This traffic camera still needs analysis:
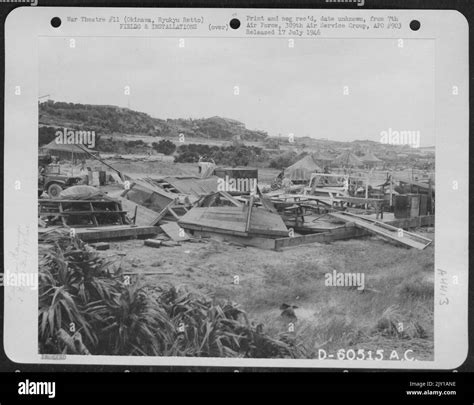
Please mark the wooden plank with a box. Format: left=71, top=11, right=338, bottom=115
left=338, top=197, right=385, bottom=205
left=160, top=222, right=190, bottom=241
left=342, top=212, right=434, bottom=230
left=39, top=198, right=117, bottom=204
left=119, top=197, right=162, bottom=226
left=394, top=176, right=433, bottom=190
left=329, top=212, right=431, bottom=249
left=39, top=210, right=128, bottom=216
left=273, top=215, right=434, bottom=250
left=168, top=207, right=181, bottom=221
left=161, top=240, right=181, bottom=247
left=132, top=205, right=138, bottom=224
left=274, top=225, right=367, bottom=250
left=144, top=239, right=162, bottom=248
left=89, top=242, right=110, bottom=250
left=245, top=196, right=254, bottom=232
left=179, top=222, right=249, bottom=237
left=193, top=230, right=277, bottom=250
left=153, top=200, right=178, bottom=224
left=74, top=225, right=159, bottom=242
left=219, top=191, right=242, bottom=207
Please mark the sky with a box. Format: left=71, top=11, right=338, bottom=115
left=39, top=36, right=435, bottom=146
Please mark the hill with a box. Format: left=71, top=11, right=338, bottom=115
left=39, top=101, right=268, bottom=142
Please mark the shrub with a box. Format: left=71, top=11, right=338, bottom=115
left=269, top=152, right=298, bottom=170
left=39, top=126, right=57, bottom=147
left=38, top=229, right=301, bottom=358
left=175, top=144, right=262, bottom=166
left=126, top=139, right=147, bottom=148
left=152, top=139, right=176, bottom=155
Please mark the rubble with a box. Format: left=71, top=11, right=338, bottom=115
left=38, top=156, right=434, bottom=250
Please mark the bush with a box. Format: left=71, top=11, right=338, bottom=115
left=152, top=139, right=176, bottom=155
left=38, top=230, right=301, bottom=358
left=39, top=126, right=58, bottom=147
left=95, top=137, right=118, bottom=153
left=175, top=144, right=262, bottom=166
left=269, top=152, right=298, bottom=170
left=264, top=138, right=280, bottom=150
left=126, top=139, right=147, bottom=148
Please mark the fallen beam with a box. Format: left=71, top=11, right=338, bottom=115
left=89, top=242, right=110, bottom=250
left=193, top=230, right=278, bottom=250
left=329, top=212, right=432, bottom=249
left=119, top=197, right=162, bottom=226
left=274, top=224, right=367, bottom=251
left=160, top=222, right=190, bottom=241
left=144, top=239, right=163, bottom=248
left=74, top=225, right=159, bottom=242
left=183, top=215, right=435, bottom=251
left=273, top=215, right=434, bottom=250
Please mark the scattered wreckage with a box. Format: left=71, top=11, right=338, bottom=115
left=38, top=157, right=434, bottom=252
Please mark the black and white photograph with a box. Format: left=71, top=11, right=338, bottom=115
left=2, top=6, right=470, bottom=391
left=37, top=33, right=437, bottom=360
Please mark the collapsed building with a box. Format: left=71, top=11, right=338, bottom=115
left=38, top=154, right=434, bottom=251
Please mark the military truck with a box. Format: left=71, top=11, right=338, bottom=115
left=38, top=155, right=83, bottom=198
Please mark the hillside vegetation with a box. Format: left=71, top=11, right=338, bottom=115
left=39, top=101, right=268, bottom=141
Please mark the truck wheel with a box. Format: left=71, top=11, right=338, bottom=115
left=47, top=184, right=63, bottom=199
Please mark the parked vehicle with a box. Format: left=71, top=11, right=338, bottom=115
left=38, top=163, right=83, bottom=198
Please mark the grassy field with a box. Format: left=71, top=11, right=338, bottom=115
left=105, top=231, right=434, bottom=361
left=213, top=237, right=434, bottom=360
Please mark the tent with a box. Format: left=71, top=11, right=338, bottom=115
left=312, top=151, right=334, bottom=167
left=284, top=155, right=322, bottom=182
left=333, top=151, right=364, bottom=168
left=361, top=151, right=382, bottom=168
left=40, top=141, right=98, bottom=162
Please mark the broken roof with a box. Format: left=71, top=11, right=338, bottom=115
left=179, top=205, right=288, bottom=238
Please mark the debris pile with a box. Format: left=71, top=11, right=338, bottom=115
left=38, top=156, right=434, bottom=250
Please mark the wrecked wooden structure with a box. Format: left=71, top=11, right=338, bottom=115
left=37, top=159, right=434, bottom=251
left=38, top=195, right=159, bottom=242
